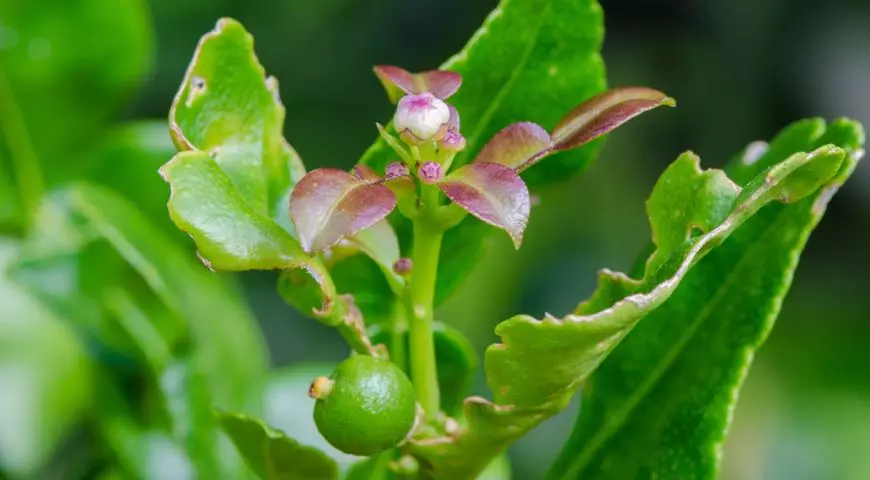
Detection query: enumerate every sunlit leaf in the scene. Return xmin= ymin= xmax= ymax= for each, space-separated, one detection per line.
xmin=405 ymin=123 xmax=858 ymax=479
xmin=219 ymin=412 xmax=339 ymax=480
xmin=549 ymin=86 xmax=675 ymax=153
xmin=474 ymin=122 xmax=551 ymax=170
xmin=161 ymin=151 xmax=319 ymax=275
xmin=548 ymin=118 xmax=864 ymax=480
xmin=439 ymin=162 xmax=530 ymax=248
xmin=290 ymin=169 xmax=396 ymax=253
xmin=169 ymin=17 xmax=303 ymax=221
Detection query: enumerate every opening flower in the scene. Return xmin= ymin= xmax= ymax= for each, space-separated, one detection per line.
xmin=394 ymin=93 xmax=451 ymax=144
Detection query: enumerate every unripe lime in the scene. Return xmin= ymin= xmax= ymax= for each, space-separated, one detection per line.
xmin=311 ymin=355 xmax=416 ymax=456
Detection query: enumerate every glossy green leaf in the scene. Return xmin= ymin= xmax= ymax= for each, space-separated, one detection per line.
xmin=439 ymin=162 xmax=530 ymax=248
xmin=289 ymin=168 xmax=397 ymax=253
xmin=161 ymin=151 xmax=325 ymax=280
xmin=169 ymin=17 xmax=304 ymax=219
xmin=219 ymin=412 xmax=340 ymax=480
xmin=548 ymin=118 xmax=864 ymax=480
xmin=0 ymin=241 xmax=93 ymax=477
xmin=405 ymin=124 xmax=857 ymax=479
xmin=361 ymin=0 xmax=606 ymax=304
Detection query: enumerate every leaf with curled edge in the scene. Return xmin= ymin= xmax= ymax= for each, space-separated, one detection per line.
xmin=549 ymin=118 xmax=864 ymax=480
xmin=290 ymin=169 xmax=397 ymax=254
xmin=438 ymin=162 xmax=530 ymax=249
xmin=407 ymin=138 xmax=854 ymax=480
xmin=549 ymin=86 xmax=675 ymax=153
xmin=169 ymin=18 xmax=304 ymax=222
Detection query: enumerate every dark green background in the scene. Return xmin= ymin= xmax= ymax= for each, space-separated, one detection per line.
xmin=4 ymin=0 xmax=870 ymax=478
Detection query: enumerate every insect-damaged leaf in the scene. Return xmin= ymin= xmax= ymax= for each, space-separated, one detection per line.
xmin=289 ymin=169 xmax=397 ymax=253
xmin=439 ymin=162 xmax=530 ymax=249
xmin=406 ymin=123 xmax=858 ymax=480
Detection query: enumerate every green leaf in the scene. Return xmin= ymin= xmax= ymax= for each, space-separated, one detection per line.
xmin=0 ymin=0 xmax=151 ymax=189
xmin=13 ymin=183 xmax=267 ymax=409
xmin=0 ymin=240 xmax=93 ymax=477
xmin=547 ymin=118 xmax=865 ymax=480
xmin=405 ymin=122 xmax=858 ymax=480
xmin=169 ymin=17 xmax=304 ymax=220
xmin=161 ymin=151 xmax=316 ymax=274
xmin=361 ymin=0 xmax=606 ymax=304
xmin=219 ymin=412 xmax=339 ymax=480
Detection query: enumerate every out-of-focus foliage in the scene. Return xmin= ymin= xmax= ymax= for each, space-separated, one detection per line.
xmin=1 ymin=0 xmax=869 ymax=478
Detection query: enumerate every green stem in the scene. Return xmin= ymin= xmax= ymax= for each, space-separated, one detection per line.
xmin=0 ymin=69 xmax=44 ymax=228
xmin=407 ymin=184 xmax=443 ymax=418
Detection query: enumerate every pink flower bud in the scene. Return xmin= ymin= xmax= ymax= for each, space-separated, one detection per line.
xmin=439 ymin=130 xmax=466 ymax=152
xmin=392 ymin=257 xmax=413 ymax=275
xmin=417 ymin=161 xmax=443 ymax=184
xmin=394 ymin=93 xmax=450 ymax=143
xmin=385 ymin=161 xmax=410 ymax=179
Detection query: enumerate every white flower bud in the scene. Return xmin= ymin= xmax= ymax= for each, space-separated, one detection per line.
xmin=394 ymin=93 xmax=450 ymax=142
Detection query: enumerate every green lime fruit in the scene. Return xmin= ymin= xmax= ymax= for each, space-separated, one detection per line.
xmin=310 ymin=355 xmax=416 ymax=456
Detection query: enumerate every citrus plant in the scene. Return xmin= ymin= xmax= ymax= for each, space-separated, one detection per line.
xmin=159 ymin=1 xmax=865 ymax=478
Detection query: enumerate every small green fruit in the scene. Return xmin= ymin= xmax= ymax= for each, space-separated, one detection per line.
xmin=311 ymin=355 xmax=416 ymax=456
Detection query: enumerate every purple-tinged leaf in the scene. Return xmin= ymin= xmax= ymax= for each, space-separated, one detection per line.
xmin=475 ymin=122 xmax=551 ymax=171
xmin=290 ymin=169 xmax=396 ymax=253
xmin=421 ymin=70 xmax=462 ymax=100
xmin=438 ymin=162 xmax=530 ymax=248
xmin=373 ymin=65 xmax=462 ymax=101
xmin=352 ymin=164 xmax=380 ymax=182
xmin=550 ymin=86 xmax=675 ymax=152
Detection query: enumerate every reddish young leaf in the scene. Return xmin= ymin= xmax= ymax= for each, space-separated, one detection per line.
xmin=550 ymin=86 xmax=675 ymax=152
xmin=373 ymin=65 xmax=462 ymax=101
xmin=474 ymin=122 xmax=551 ymax=170
xmin=438 ymin=162 xmax=530 ymax=248
xmin=290 ymin=169 xmax=396 ymax=253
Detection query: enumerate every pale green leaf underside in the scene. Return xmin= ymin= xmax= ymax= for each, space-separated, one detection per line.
xmin=408 ymin=120 xmax=858 ymax=479
xmin=219 ymin=412 xmax=339 ymax=480
xmin=548 ymin=118 xmax=864 ymax=480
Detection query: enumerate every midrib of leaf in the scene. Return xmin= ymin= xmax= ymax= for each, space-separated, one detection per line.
xmin=456 ymin=0 xmax=552 ymax=161
xmin=555 ymin=204 xmax=803 ymax=480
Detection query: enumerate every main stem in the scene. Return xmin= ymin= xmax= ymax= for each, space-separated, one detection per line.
xmin=408 ymin=184 xmax=443 ymax=418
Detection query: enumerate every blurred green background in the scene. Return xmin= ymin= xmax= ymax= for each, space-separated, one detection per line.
xmin=2 ymin=0 xmax=869 ymax=479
